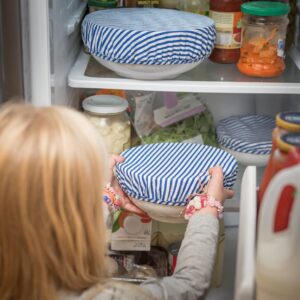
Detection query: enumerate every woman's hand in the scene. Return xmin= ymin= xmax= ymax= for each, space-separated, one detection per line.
xmin=197 ymin=166 xmax=234 ymax=218
xmin=109 ymin=155 xmax=150 ymax=219
xmin=206 ymin=166 xmax=234 ymax=205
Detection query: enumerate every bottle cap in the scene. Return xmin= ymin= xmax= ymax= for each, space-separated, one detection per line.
xmin=82 ymin=95 xmax=128 ymax=114
xmin=88 ymin=0 xmax=118 ymax=8
xmin=276 ymin=112 xmax=300 ymax=132
xmin=241 ymin=1 xmax=290 ymax=17
xmin=276 ymin=133 xmax=300 ymax=153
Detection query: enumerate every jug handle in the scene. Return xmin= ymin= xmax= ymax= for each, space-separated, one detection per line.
xmin=258 ymin=164 xmax=300 ymax=248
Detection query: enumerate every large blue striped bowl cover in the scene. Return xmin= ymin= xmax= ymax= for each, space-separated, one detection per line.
xmin=115 ymin=143 xmax=237 ymax=206
xmin=82 ymin=8 xmax=216 ymax=65
xmin=216 ymin=115 xmax=275 ymax=155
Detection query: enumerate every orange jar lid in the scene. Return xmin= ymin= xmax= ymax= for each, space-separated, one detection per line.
xmin=276 ymin=132 xmax=300 ymax=153
xmin=276 ymin=112 xmax=300 ymax=132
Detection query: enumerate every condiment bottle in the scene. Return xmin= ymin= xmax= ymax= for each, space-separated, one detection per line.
xmin=257 ymin=132 xmax=300 ymax=212
xmin=82 ymin=95 xmax=131 ymax=154
xmin=209 ymin=0 xmax=244 ymax=63
xmin=258 ymin=112 xmax=300 ymax=205
xmin=237 ymin=1 xmax=290 ymax=77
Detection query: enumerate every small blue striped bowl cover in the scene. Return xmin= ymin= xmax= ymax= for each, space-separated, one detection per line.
xmin=216 ymin=115 xmax=275 ymax=155
xmin=115 ymin=143 xmax=238 ymax=206
xmin=82 ymin=8 xmax=216 ymax=65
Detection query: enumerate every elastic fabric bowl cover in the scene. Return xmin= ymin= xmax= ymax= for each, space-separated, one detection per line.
xmin=82 ymin=8 xmax=216 ymax=65
xmin=115 ymin=142 xmax=238 ymax=207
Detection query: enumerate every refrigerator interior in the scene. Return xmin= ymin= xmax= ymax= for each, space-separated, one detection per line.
xmin=22 ymin=0 xmax=300 ymax=299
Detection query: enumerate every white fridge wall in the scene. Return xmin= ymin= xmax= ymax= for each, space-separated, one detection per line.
xmin=49 ymin=0 xmax=86 ymax=107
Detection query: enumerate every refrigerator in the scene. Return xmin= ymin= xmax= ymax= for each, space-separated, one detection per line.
xmin=0 ymin=0 xmax=300 ymax=299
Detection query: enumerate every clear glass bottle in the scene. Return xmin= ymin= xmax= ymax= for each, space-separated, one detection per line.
xmin=160 ymin=0 xmax=178 ymax=9
xmin=209 ymin=0 xmax=244 ymax=64
xmin=184 ymin=0 xmax=209 ymax=15
xmin=82 ymin=95 xmax=131 ymax=154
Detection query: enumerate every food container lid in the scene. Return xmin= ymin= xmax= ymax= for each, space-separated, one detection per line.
xmin=82 ymin=95 xmax=128 ymax=114
xmin=241 ymin=1 xmax=290 ymax=17
xmin=276 ymin=133 xmax=300 ymax=153
xmin=88 ymin=0 xmax=118 ymax=8
xmin=82 ymin=8 xmax=216 ymax=65
xmin=276 ymin=112 xmax=300 ymax=132
xmin=115 ymin=143 xmax=238 ymax=206
xmin=216 ymin=115 xmax=275 ymax=155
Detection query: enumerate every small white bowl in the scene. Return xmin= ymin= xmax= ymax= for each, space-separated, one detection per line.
xmin=130 ymin=196 xmax=187 ymax=224
xmin=220 ymin=146 xmax=270 ymax=167
xmin=94 ymin=57 xmax=202 ymax=80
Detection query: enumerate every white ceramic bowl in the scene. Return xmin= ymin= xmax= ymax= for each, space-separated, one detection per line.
xmin=130 ymin=196 xmax=187 ymax=224
xmin=94 ymin=56 xmax=202 ymax=80
xmin=220 ymin=146 xmax=270 ymax=167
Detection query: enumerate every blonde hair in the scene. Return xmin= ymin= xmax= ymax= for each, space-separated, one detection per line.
xmin=0 ymin=103 xmax=108 ymax=300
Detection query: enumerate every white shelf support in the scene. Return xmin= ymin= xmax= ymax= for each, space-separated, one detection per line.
xmin=28 ymin=0 xmax=52 ymax=106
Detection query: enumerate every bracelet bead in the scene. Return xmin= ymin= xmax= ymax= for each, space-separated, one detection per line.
xmin=184 ymin=193 xmax=223 ymax=220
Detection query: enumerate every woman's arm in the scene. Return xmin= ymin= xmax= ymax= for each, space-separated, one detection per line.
xmin=141 ymin=167 xmax=234 ymax=300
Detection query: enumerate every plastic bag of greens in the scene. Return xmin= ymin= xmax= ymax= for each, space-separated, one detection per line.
xmin=142 ymin=93 xmax=218 ymax=147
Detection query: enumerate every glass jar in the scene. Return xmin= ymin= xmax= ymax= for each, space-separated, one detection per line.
xmin=209 ymin=0 xmax=244 ymax=64
xmin=137 ymin=0 xmax=160 ymax=7
xmin=160 ymin=0 xmax=178 ymax=9
xmin=82 ymin=95 xmax=131 ymax=154
xmin=184 ymin=0 xmax=209 ymax=15
xmin=237 ymin=1 xmax=290 ymax=77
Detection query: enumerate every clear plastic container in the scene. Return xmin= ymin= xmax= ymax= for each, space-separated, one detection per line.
xmin=82 ymin=95 xmax=131 ymax=154
xmin=237 ymin=1 xmax=290 ymax=77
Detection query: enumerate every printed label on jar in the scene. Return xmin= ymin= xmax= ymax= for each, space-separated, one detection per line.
xmin=277 ymin=39 xmax=285 ymax=57
xmin=209 ymin=11 xmax=242 ymax=49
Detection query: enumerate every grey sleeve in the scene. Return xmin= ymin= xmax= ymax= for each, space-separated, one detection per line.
xmin=141 ymin=212 xmax=219 ymax=300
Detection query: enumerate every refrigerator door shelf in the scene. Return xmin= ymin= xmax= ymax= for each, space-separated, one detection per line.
xmin=234 ymin=166 xmax=256 ymax=300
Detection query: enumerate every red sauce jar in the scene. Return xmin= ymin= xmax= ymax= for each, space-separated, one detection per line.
xmin=209 ymin=0 xmax=244 ymax=63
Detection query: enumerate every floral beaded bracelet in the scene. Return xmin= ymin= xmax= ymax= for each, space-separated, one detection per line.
xmin=184 ymin=193 xmax=224 ymax=220
xmin=103 ymin=183 xmax=122 ymax=212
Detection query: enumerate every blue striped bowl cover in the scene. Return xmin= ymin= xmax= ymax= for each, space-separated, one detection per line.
xmin=82 ymin=8 xmax=216 ymax=65
xmin=216 ymin=115 xmax=275 ymax=155
xmin=115 ymin=143 xmax=238 ymax=206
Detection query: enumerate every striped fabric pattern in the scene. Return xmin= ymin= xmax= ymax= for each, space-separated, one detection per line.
xmin=216 ymin=115 xmax=275 ymax=155
xmin=115 ymin=143 xmax=238 ymax=206
xmin=82 ymin=8 xmax=216 ymax=65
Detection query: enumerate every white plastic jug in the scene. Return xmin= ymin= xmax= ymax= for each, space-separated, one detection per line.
xmin=256 ymin=164 xmax=300 ymax=300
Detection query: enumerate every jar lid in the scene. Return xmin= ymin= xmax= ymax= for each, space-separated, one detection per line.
xmin=241 ymin=1 xmax=290 ymax=17
xmin=82 ymin=95 xmax=128 ymax=114
xmin=276 ymin=133 xmax=300 ymax=153
xmin=88 ymin=0 xmax=118 ymax=8
xmin=276 ymin=112 xmax=300 ymax=132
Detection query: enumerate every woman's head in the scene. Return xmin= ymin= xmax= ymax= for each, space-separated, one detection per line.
xmin=0 ymin=103 xmax=108 ymax=300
